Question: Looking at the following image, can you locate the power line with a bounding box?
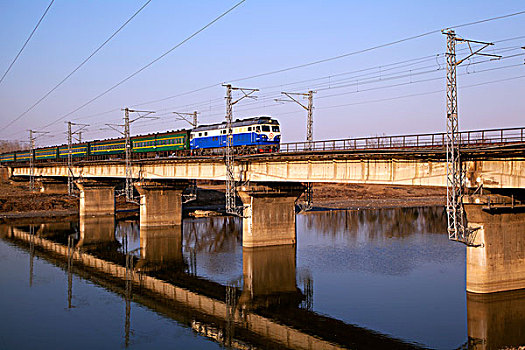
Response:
[0,0,55,85]
[67,35,525,127]
[37,0,247,132]
[227,10,525,83]
[2,0,153,132]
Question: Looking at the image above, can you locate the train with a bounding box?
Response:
[0,116,281,164]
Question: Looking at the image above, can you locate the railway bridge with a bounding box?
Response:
[3,126,525,293]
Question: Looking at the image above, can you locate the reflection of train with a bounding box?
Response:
[0,116,281,163]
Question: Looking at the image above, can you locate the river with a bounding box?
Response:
[0,207,523,349]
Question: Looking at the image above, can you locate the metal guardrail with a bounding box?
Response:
[279,127,525,153]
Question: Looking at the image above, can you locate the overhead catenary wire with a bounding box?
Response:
[2,0,153,132]
[0,0,55,85]
[8,10,525,142]
[68,33,525,127]
[36,0,247,132]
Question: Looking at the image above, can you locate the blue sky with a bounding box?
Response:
[0,0,524,146]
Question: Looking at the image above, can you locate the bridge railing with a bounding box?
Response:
[279,127,525,153]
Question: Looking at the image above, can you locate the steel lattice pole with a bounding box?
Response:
[29,130,35,192]
[306,90,314,150]
[224,85,236,214]
[445,30,465,241]
[67,121,73,196]
[124,108,133,202]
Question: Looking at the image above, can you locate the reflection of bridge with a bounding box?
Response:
[4,127,525,293]
[3,220,426,350]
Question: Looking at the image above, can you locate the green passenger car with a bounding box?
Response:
[59,143,89,158]
[132,130,189,154]
[90,138,126,156]
[16,151,32,162]
[35,147,58,160]
[0,153,15,162]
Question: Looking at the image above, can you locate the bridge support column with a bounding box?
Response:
[39,178,68,194]
[75,179,116,217]
[238,182,304,247]
[464,194,525,293]
[135,181,189,227]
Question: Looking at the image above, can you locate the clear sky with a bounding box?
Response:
[0,0,524,147]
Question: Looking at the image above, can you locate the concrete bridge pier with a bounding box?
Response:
[239,244,302,310]
[238,182,304,247]
[464,193,525,293]
[39,178,68,194]
[75,179,117,217]
[134,180,189,227]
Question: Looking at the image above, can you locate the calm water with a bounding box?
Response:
[0,207,523,349]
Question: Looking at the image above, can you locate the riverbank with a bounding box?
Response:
[0,180,446,221]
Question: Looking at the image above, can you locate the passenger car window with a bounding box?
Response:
[272,126,280,132]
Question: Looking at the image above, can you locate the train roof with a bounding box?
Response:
[193,116,278,132]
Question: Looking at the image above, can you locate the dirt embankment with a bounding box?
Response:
[0,181,78,218]
[0,180,446,221]
[197,182,446,210]
[311,183,446,210]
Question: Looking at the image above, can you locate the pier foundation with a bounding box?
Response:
[135,181,188,227]
[238,182,304,247]
[75,179,116,217]
[39,178,68,194]
[464,194,525,293]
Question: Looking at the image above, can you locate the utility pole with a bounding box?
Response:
[222,84,258,216]
[173,110,199,202]
[277,91,316,149]
[124,108,132,202]
[66,121,88,196]
[29,130,34,191]
[173,110,198,127]
[442,29,500,244]
[28,129,49,191]
[276,90,316,210]
[106,108,156,202]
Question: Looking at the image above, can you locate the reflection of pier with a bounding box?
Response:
[137,225,185,272]
[467,290,525,349]
[4,223,421,350]
[240,245,303,310]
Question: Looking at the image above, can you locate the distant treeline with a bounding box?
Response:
[0,140,27,153]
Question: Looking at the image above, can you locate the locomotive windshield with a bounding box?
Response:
[261,125,270,132]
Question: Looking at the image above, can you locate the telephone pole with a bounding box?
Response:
[276,90,316,210]
[66,121,88,196]
[443,29,500,244]
[222,84,258,215]
[106,108,155,202]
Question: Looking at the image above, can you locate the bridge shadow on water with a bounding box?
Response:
[1,207,524,349]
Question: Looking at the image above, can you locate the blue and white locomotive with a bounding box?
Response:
[190,116,281,154]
